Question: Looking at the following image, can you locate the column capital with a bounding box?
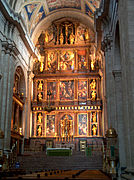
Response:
[101,33,113,52]
[1,40,19,57]
[112,70,122,81]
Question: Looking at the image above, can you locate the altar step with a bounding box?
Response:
[14,151,103,174]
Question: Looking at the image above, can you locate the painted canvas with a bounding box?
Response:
[78,50,87,70]
[78,114,87,136]
[59,51,75,70]
[46,115,55,136]
[47,51,57,72]
[60,80,74,100]
[78,80,87,100]
[47,82,56,100]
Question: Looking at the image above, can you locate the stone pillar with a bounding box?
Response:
[0,40,17,153]
[113,70,126,167]
[102,35,116,128]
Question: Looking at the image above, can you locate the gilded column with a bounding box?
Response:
[57,51,60,70]
[86,48,89,70]
[42,112,45,137]
[44,80,47,102]
[75,50,78,71]
[96,78,99,100]
[45,51,48,71]
[97,112,100,136]
[56,25,59,45]
[75,23,78,44]
[33,112,37,137]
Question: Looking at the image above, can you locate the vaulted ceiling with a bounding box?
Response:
[19,0,100,35]
[7,0,100,45]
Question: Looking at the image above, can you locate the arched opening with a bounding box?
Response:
[10,66,26,155]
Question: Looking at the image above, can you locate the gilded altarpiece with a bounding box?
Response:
[32,19,103,147]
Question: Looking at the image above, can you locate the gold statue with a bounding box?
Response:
[70,32,75,44]
[40,62,44,72]
[90,79,96,90]
[60,32,64,44]
[38,81,43,91]
[91,91,96,101]
[45,31,49,43]
[37,113,43,123]
[91,59,95,70]
[92,124,97,136]
[38,92,42,101]
[37,125,42,136]
[85,29,89,40]
[92,112,97,122]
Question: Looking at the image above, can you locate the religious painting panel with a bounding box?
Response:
[77,24,86,43]
[78,80,87,100]
[60,114,73,137]
[46,115,55,136]
[78,50,87,70]
[78,113,88,136]
[47,81,56,100]
[47,51,57,72]
[60,80,74,100]
[59,50,75,70]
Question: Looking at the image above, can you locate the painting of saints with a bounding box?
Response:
[47,82,56,100]
[47,52,57,72]
[78,80,87,100]
[60,51,74,70]
[78,50,86,70]
[60,80,74,100]
[46,115,55,136]
[78,114,87,136]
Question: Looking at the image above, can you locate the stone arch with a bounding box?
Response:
[13,65,26,97]
[31,10,94,45]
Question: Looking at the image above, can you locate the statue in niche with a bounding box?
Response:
[85,29,89,40]
[38,92,43,101]
[60,32,64,45]
[45,31,49,43]
[91,59,95,70]
[92,124,97,136]
[91,90,96,101]
[92,112,97,122]
[40,62,44,72]
[33,59,40,73]
[90,80,96,90]
[69,32,75,44]
[37,125,42,136]
[38,81,43,91]
[37,113,43,123]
